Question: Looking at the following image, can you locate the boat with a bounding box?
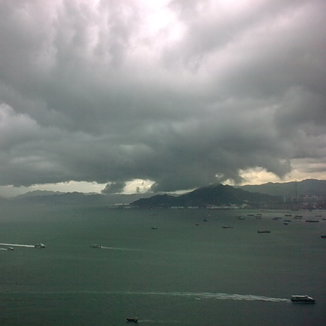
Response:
[320,235,326,239]
[257,230,271,233]
[222,225,233,229]
[291,295,315,303]
[90,244,102,248]
[126,317,138,323]
[34,243,46,248]
[305,220,319,223]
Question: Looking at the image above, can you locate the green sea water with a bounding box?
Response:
[0,205,325,325]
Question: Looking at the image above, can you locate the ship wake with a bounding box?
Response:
[2,290,290,303]
[121,291,290,303]
[0,242,35,248]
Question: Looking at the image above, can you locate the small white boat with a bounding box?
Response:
[34,243,46,248]
[291,295,315,303]
[90,244,102,248]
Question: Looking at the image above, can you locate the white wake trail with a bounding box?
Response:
[101,246,146,252]
[3,290,290,303]
[119,291,290,303]
[0,242,35,248]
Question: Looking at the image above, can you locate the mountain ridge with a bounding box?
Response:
[131,183,281,208]
[1,179,325,208]
[239,179,326,197]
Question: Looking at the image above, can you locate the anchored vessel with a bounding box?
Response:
[291,295,315,303]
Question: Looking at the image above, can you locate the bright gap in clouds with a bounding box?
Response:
[1,168,325,198]
[226,165,326,186]
[32,181,106,193]
[0,181,106,198]
[218,0,250,10]
[140,0,185,42]
[123,179,155,194]
[0,180,155,198]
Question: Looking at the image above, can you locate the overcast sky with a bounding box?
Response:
[0,0,325,196]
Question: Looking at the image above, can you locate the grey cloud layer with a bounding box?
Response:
[0,0,325,191]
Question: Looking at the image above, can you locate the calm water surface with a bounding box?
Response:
[0,206,325,325]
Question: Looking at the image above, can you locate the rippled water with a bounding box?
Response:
[0,206,325,325]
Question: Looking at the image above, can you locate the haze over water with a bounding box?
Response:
[0,205,325,325]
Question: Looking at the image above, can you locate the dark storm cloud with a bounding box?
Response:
[0,0,325,191]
